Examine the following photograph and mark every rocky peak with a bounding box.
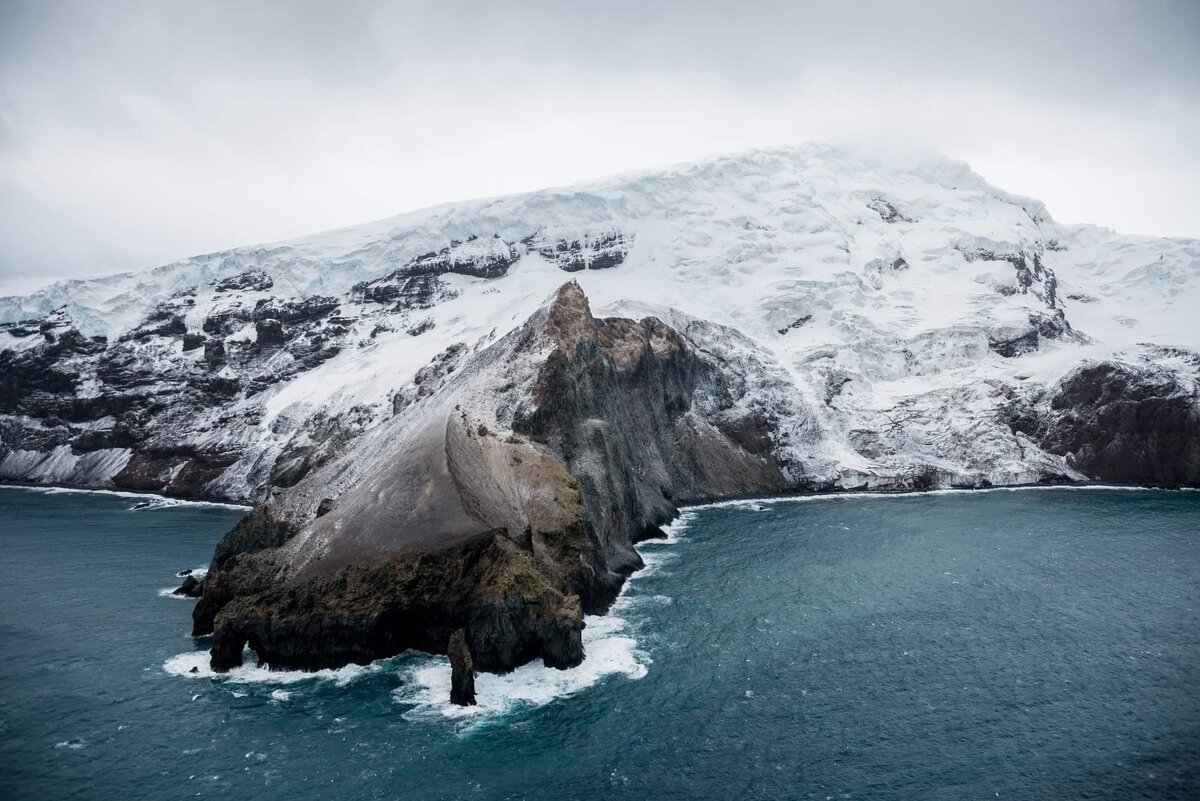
[539,280,598,360]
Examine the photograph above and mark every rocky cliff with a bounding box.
[2,144,1199,693]
[195,282,793,675]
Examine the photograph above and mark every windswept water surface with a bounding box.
[1,486,1197,800]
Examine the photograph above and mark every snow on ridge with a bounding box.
[1,143,1198,498]
[0,144,1061,334]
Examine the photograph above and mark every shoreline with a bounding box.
[673,480,1196,514]
[0,482,254,511]
[5,476,1191,518]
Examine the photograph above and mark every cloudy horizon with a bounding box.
[1,0,1197,296]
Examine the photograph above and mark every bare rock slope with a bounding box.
[197,282,792,674]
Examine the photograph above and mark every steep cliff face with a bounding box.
[197,283,791,674]
[1010,352,1200,487]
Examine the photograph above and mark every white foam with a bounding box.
[53,739,86,750]
[162,650,385,687]
[681,483,1177,513]
[0,483,252,510]
[393,613,647,721]
[389,516,693,723]
[161,510,689,720]
[630,548,679,579]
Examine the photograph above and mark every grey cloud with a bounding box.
[1,0,1197,294]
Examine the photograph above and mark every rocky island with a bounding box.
[2,146,1198,702]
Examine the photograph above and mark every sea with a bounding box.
[1,484,1197,800]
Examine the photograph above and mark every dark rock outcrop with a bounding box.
[989,311,1076,358]
[173,575,204,597]
[215,270,274,293]
[528,230,632,272]
[1011,358,1200,487]
[193,282,788,699]
[448,628,476,706]
[866,197,912,223]
[207,530,584,673]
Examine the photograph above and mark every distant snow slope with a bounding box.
[2,144,1198,500]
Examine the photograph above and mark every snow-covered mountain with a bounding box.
[6,143,1199,694]
[2,143,1198,504]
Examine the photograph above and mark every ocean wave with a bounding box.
[162,650,386,687]
[0,483,252,510]
[393,613,648,722]
[160,505,688,720]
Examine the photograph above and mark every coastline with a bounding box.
[0,482,254,511]
[672,480,1196,515]
[5,476,1189,529]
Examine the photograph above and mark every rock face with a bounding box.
[195,283,790,684]
[1011,354,1200,487]
[448,629,476,706]
[172,575,203,598]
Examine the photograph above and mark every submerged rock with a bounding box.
[172,575,203,597]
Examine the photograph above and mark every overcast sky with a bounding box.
[0,0,1197,295]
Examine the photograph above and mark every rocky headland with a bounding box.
[2,145,1198,701]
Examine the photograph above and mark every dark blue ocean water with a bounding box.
[1,486,1198,800]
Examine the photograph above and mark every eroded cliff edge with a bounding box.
[194,282,794,675]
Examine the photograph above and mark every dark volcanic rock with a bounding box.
[173,575,203,597]
[122,308,187,341]
[866,196,913,223]
[207,530,584,673]
[448,629,476,706]
[1011,359,1200,487]
[989,311,1075,358]
[196,281,788,689]
[254,318,286,347]
[215,270,273,292]
[113,447,240,499]
[529,231,631,272]
[193,508,296,636]
[203,338,226,367]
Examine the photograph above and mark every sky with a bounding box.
[0,0,1197,296]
